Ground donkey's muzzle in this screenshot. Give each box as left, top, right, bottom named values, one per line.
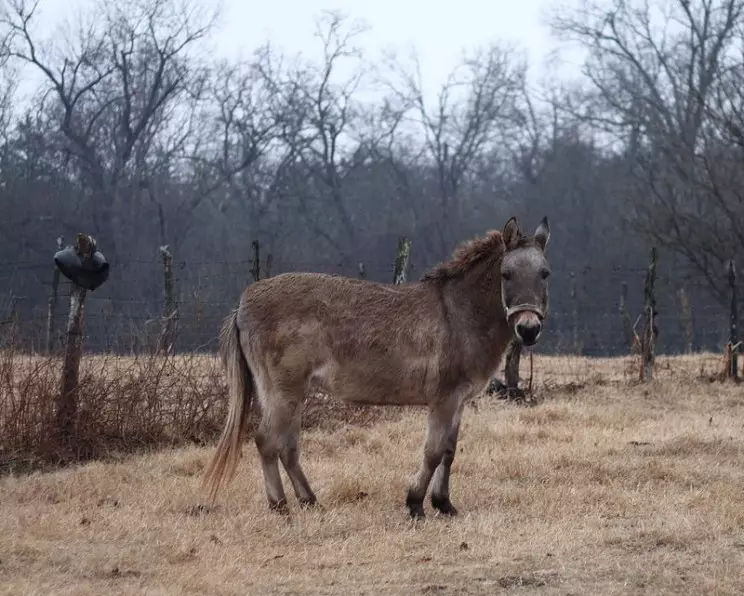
left=515, top=318, right=542, bottom=346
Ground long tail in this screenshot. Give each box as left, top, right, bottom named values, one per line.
left=201, top=306, right=254, bottom=505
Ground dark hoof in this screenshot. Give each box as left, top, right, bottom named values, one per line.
left=406, top=493, right=426, bottom=520
left=298, top=497, right=319, bottom=509
left=268, top=498, right=289, bottom=515
left=431, top=494, right=459, bottom=517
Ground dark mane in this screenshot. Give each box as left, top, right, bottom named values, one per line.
left=421, top=230, right=505, bottom=282
left=421, top=229, right=538, bottom=283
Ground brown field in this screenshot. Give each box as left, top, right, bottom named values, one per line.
left=2, top=353, right=744, bottom=595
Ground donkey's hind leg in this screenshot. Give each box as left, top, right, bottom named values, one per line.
left=278, top=407, right=317, bottom=508
left=254, top=410, right=290, bottom=514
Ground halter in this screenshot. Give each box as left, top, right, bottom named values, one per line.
left=504, top=303, right=545, bottom=321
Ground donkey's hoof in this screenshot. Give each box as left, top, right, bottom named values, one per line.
left=406, top=494, right=426, bottom=520
left=268, top=498, right=290, bottom=515
left=408, top=505, right=426, bottom=520
left=298, top=497, right=319, bottom=509
left=431, top=494, right=459, bottom=517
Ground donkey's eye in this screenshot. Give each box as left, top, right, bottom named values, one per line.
left=501, top=270, right=512, bottom=281
left=541, top=269, right=551, bottom=279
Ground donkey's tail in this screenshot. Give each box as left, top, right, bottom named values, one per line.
left=201, top=306, right=254, bottom=505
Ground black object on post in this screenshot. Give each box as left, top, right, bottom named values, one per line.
left=54, top=234, right=110, bottom=443
left=54, top=236, right=109, bottom=291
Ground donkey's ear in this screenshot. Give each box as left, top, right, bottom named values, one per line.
left=534, top=216, right=550, bottom=252
left=503, top=217, right=520, bottom=249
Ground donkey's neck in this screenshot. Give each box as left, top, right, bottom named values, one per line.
left=439, top=262, right=512, bottom=369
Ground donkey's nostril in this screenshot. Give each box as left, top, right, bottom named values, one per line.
left=516, top=321, right=541, bottom=345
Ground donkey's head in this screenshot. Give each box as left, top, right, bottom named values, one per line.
left=500, top=217, right=551, bottom=346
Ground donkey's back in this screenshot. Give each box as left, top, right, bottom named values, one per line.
left=236, top=272, right=445, bottom=406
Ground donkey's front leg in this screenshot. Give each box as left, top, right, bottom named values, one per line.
left=430, top=401, right=465, bottom=517
left=406, top=404, right=457, bottom=520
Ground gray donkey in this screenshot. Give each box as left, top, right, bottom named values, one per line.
left=202, top=216, right=551, bottom=519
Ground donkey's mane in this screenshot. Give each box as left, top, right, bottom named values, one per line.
left=421, top=229, right=537, bottom=283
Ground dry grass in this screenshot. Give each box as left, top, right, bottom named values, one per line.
left=2, top=353, right=744, bottom=594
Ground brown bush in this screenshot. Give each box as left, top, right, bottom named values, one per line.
left=0, top=338, right=402, bottom=474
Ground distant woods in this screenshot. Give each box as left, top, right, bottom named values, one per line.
left=0, top=0, right=742, bottom=355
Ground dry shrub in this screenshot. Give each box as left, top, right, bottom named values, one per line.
left=0, top=345, right=229, bottom=472
left=0, top=340, right=402, bottom=474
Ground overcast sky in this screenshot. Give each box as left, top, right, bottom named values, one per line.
left=17, top=0, right=586, bottom=103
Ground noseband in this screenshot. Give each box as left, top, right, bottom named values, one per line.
left=505, top=303, right=545, bottom=321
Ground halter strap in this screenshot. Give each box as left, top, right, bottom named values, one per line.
left=505, top=304, right=545, bottom=320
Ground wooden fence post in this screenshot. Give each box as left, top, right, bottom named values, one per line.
left=393, top=237, right=411, bottom=285
left=727, top=259, right=739, bottom=380
left=619, top=281, right=633, bottom=352
left=157, top=245, right=178, bottom=355
left=640, top=247, right=658, bottom=381
left=251, top=240, right=261, bottom=282
left=58, top=283, right=86, bottom=440
left=570, top=272, right=580, bottom=354
left=53, top=233, right=109, bottom=442
left=504, top=340, right=522, bottom=391
left=45, top=235, right=64, bottom=354
left=678, top=287, right=693, bottom=355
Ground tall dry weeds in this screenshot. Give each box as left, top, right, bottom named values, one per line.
left=0, top=342, right=230, bottom=473
left=0, top=337, right=401, bottom=475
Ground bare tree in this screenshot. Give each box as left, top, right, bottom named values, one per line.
left=199, top=50, right=297, bottom=260
left=1, top=0, right=218, bottom=257
left=385, top=43, right=527, bottom=255
left=263, top=10, right=374, bottom=265
left=550, top=0, right=744, bottom=299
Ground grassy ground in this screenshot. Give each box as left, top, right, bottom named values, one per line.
left=2, top=354, right=744, bottom=595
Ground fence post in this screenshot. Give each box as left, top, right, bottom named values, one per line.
left=619, top=281, right=633, bottom=352
left=53, top=234, right=109, bottom=442
left=251, top=240, right=261, bottom=282
left=45, top=235, right=64, bottom=354
left=640, top=247, right=658, bottom=381
left=504, top=340, right=522, bottom=391
left=393, top=237, right=411, bottom=285
left=728, top=259, right=738, bottom=380
left=265, top=253, right=273, bottom=278
left=157, top=245, right=177, bottom=355
left=570, top=272, right=580, bottom=354
left=678, top=287, right=693, bottom=355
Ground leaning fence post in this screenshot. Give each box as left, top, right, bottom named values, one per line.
left=157, top=245, right=178, bottom=355
left=619, top=281, right=633, bottom=352
left=570, top=272, right=580, bottom=354
left=727, top=259, right=738, bottom=380
left=678, top=287, right=693, bottom=355
left=640, top=247, right=658, bottom=381
left=504, top=340, right=522, bottom=391
left=45, top=235, right=64, bottom=354
left=251, top=240, right=261, bottom=282
left=393, top=237, right=411, bottom=285
left=53, top=234, right=109, bottom=442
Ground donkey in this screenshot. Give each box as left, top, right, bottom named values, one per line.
left=202, top=216, right=551, bottom=519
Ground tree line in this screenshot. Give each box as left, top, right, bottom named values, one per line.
left=1, top=0, right=742, bottom=355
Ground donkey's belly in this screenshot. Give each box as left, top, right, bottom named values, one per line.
left=329, top=361, right=434, bottom=406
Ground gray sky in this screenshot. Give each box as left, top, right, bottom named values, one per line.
left=22, top=0, right=585, bottom=103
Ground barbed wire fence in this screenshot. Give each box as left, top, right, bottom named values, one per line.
left=1, top=237, right=740, bottom=384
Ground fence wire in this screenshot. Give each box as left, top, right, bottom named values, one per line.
left=0, top=252, right=736, bottom=362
